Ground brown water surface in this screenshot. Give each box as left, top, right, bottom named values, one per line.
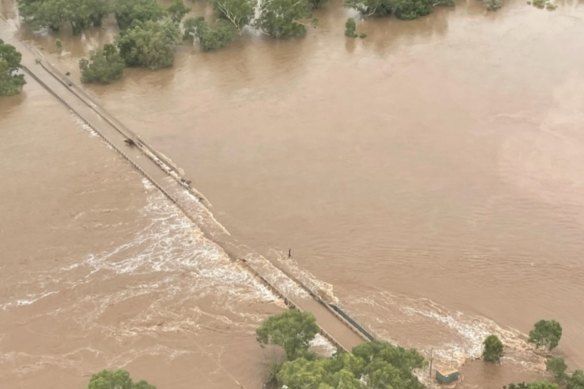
left=2, top=0, right=584, bottom=386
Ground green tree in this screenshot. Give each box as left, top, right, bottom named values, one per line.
left=546, top=357, right=567, bottom=383
left=482, top=335, right=504, bottom=363
left=345, top=18, right=357, bottom=38
left=183, top=17, right=236, bottom=51
left=568, top=370, right=584, bottom=389
left=113, top=0, right=164, bottom=30
left=344, top=0, right=393, bottom=16
left=166, top=0, right=189, bottom=23
left=352, top=341, right=425, bottom=389
left=256, top=309, right=319, bottom=360
left=213, top=0, right=257, bottom=31
left=528, top=320, right=562, bottom=351
left=18, top=0, right=108, bottom=34
left=117, top=18, right=180, bottom=69
left=0, top=39, right=25, bottom=96
left=254, top=0, right=313, bottom=38
left=276, top=357, right=332, bottom=388
left=391, top=0, right=432, bottom=20
left=308, top=0, right=328, bottom=8
left=79, top=43, right=125, bottom=84
left=88, top=369, right=156, bottom=389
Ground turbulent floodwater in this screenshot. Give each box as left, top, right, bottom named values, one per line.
left=0, top=70, right=289, bottom=388
left=2, top=0, right=584, bottom=387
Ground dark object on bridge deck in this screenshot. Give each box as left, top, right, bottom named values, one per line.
left=124, top=138, right=136, bottom=146
left=435, top=369, right=460, bottom=384
left=329, top=304, right=376, bottom=341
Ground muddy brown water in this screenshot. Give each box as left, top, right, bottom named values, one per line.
left=2, top=0, right=584, bottom=387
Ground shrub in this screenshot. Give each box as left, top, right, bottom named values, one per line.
left=79, top=44, right=125, bottom=84
left=483, top=335, right=504, bottom=363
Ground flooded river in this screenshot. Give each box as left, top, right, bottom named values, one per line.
left=2, top=0, right=584, bottom=387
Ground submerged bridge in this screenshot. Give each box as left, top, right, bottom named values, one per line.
left=7, top=36, right=374, bottom=354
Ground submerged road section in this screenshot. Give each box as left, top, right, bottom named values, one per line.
left=7, top=37, right=370, bottom=353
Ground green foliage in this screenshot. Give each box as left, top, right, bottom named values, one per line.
left=183, top=17, right=236, bottom=51
left=117, top=18, right=180, bottom=69
left=308, top=0, right=328, bottom=8
left=0, top=39, right=25, bottom=96
left=484, top=0, right=503, bottom=10
left=88, top=369, right=156, bottom=389
left=532, top=0, right=545, bottom=7
left=213, top=0, right=257, bottom=30
left=256, top=310, right=319, bottom=360
left=528, top=320, right=562, bottom=351
left=546, top=357, right=568, bottom=383
left=254, top=0, right=313, bottom=38
left=506, top=382, right=559, bottom=389
left=482, top=335, right=504, bottom=363
left=344, top=0, right=393, bottom=16
left=568, top=370, right=584, bottom=389
left=79, top=43, right=125, bottom=84
left=345, top=18, right=357, bottom=38
left=345, top=0, right=440, bottom=19
left=113, top=0, right=164, bottom=30
left=166, top=0, right=189, bottom=23
left=391, top=0, right=432, bottom=20
left=274, top=342, right=425, bottom=389
left=18, top=0, right=108, bottom=34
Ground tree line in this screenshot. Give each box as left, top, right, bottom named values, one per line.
left=482, top=320, right=584, bottom=389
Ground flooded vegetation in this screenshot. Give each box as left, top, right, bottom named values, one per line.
left=2, top=0, right=584, bottom=387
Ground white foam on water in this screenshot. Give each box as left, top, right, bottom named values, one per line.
left=344, top=291, right=546, bottom=373
left=309, top=333, right=337, bottom=357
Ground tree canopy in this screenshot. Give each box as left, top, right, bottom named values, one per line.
left=482, top=335, right=504, bottom=363
left=0, top=39, right=25, bottom=96
left=88, top=369, right=156, bottom=389
left=528, top=320, right=562, bottom=351
left=117, top=18, right=180, bottom=69
left=184, top=17, right=236, bottom=51
left=256, top=309, right=319, bottom=360
left=546, top=357, right=568, bottom=383
left=79, top=43, right=125, bottom=84
left=345, top=0, right=448, bottom=19
left=18, top=0, right=108, bottom=34
left=113, top=0, right=165, bottom=30
left=213, top=0, right=257, bottom=31
left=254, top=0, right=313, bottom=38
left=568, top=370, right=584, bottom=389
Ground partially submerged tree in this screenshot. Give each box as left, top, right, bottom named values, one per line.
left=254, top=0, right=313, bottom=38
left=546, top=357, right=568, bottom=383
left=256, top=309, right=319, bottom=360
left=184, top=17, right=236, bottom=51
left=344, top=0, right=393, bottom=17
left=113, top=0, right=165, bottom=30
left=568, top=370, right=584, bottom=389
left=482, top=334, right=504, bottom=363
left=528, top=320, right=562, bottom=351
left=18, top=0, right=108, bottom=34
left=484, top=0, right=503, bottom=10
left=79, top=43, right=125, bottom=84
left=117, top=19, right=180, bottom=69
left=88, top=369, right=156, bottom=389
left=391, top=0, right=433, bottom=20
left=166, top=0, right=190, bottom=23
left=0, top=39, right=25, bottom=96
left=213, top=0, right=257, bottom=31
